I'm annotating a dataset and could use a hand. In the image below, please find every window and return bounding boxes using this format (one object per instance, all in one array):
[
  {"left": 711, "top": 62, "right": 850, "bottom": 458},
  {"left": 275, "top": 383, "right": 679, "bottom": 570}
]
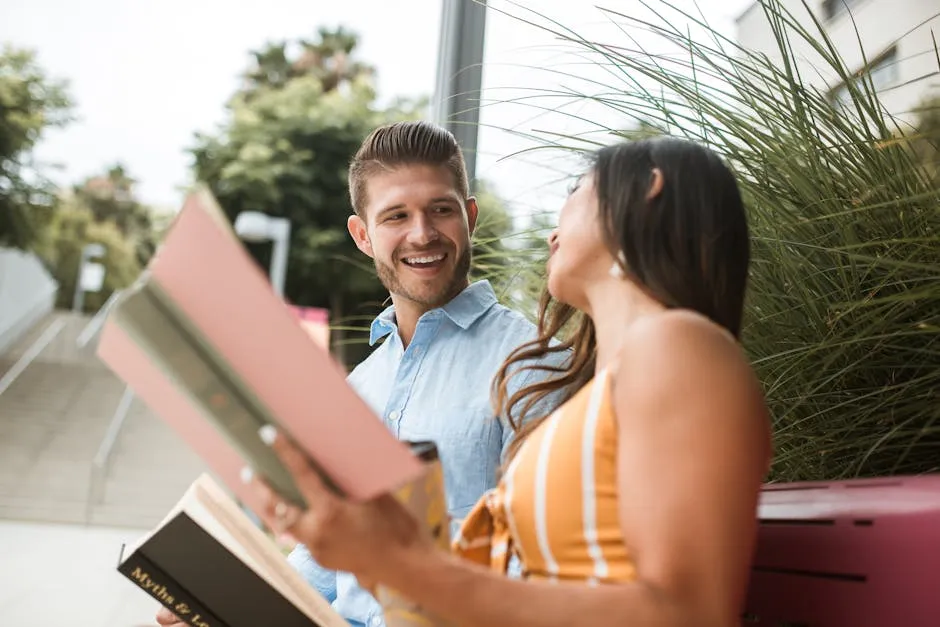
[
  {"left": 868, "top": 51, "right": 900, "bottom": 91},
  {"left": 822, "top": 0, "right": 863, "bottom": 21},
  {"left": 829, "top": 47, "right": 899, "bottom": 107}
]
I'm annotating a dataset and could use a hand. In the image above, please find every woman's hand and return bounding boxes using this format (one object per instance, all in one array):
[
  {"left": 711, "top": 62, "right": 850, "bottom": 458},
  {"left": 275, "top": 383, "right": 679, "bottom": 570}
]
[{"left": 245, "top": 425, "right": 434, "bottom": 586}]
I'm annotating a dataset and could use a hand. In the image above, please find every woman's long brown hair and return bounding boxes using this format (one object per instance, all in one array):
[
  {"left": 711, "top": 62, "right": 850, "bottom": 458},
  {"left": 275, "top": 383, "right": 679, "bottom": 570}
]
[
  {"left": 492, "top": 136, "right": 750, "bottom": 466},
  {"left": 492, "top": 289, "right": 597, "bottom": 465}
]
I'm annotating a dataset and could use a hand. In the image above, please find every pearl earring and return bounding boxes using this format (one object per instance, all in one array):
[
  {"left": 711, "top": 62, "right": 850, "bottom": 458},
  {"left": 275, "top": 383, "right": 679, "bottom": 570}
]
[{"left": 609, "top": 252, "right": 626, "bottom": 279}]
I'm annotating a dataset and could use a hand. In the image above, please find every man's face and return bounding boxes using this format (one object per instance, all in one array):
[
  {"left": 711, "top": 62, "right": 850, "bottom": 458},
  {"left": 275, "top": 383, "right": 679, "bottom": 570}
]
[{"left": 347, "top": 164, "right": 478, "bottom": 310}]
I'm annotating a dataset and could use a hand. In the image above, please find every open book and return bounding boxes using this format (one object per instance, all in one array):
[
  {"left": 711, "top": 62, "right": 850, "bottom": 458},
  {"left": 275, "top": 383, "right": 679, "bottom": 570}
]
[
  {"left": 118, "top": 473, "right": 348, "bottom": 627},
  {"left": 97, "top": 187, "right": 436, "bottom": 625}
]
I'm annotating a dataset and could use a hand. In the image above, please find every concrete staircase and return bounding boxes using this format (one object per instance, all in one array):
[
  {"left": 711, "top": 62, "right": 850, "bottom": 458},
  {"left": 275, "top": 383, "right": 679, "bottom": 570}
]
[{"left": 0, "top": 312, "right": 208, "bottom": 528}]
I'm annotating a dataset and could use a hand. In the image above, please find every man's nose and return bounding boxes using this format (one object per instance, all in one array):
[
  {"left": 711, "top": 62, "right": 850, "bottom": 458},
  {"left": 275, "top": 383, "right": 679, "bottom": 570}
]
[
  {"left": 408, "top": 214, "right": 440, "bottom": 246},
  {"left": 547, "top": 228, "right": 559, "bottom": 249}
]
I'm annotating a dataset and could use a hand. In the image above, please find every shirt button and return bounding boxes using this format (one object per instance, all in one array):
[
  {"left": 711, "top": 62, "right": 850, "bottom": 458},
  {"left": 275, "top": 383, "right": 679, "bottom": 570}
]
[
  {"left": 389, "top": 410, "right": 401, "bottom": 421},
  {"left": 370, "top": 616, "right": 383, "bottom": 627}
]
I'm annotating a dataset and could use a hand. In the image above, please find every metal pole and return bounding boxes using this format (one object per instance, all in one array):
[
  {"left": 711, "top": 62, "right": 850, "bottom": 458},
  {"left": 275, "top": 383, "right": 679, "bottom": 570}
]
[
  {"left": 72, "top": 243, "right": 106, "bottom": 313},
  {"left": 72, "top": 247, "right": 91, "bottom": 313},
  {"left": 268, "top": 219, "right": 291, "bottom": 298},
  {"left": 432, "top": 0, "right": 488, "bottom": 191}
]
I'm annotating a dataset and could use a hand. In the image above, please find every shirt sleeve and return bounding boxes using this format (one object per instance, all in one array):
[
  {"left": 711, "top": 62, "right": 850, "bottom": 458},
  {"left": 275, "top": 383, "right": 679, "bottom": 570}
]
[{"left": 287, "top": 542, "right": 337, "bottom": 603}]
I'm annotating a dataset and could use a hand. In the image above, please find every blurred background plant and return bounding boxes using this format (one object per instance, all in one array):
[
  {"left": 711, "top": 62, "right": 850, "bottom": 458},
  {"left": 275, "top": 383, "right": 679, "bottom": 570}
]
[{"left": 0, "top": 44, "right": 71, "bottom": 251}]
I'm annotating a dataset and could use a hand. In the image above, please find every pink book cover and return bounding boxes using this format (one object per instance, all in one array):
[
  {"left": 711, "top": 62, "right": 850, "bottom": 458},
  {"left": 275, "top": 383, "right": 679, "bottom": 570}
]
[
  {"left": 97, "top": 322, "right": 268, "bottom": 514},
  {"left": 98, "top": 189, "right": 425, "bottom": 501}
]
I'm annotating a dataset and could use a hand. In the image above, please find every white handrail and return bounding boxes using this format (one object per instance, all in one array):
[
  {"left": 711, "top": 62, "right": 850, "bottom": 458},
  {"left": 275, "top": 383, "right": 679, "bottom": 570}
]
[
  {"left": 93, "top": 384, "right": 135, "bottom": 469},
  {"left": 88, "top": 384, "right": 136, "bottom": 507},
  {"left": 0, "top": 317, "right": 67, "bottom": 397},
  {"left": 76, "top": 289, "right": 122, "bottom": 349}
]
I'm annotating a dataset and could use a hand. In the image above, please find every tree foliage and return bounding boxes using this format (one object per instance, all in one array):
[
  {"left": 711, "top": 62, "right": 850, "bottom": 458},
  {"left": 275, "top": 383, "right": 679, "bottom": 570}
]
[
  {"left": 0, "top": 45, "right": 72, "bottom": 250},
  {"left": 29, "top": 164, "right": 157, "bottom": 312},
  {"left": 34, "top": 200, "right": 141, "bottom": 312},
  {"left": 70, "top": 163, "right": 160, "bottom": 265},
  {"left": 242, "top": 26, "right": 375, "bottom": 97}
]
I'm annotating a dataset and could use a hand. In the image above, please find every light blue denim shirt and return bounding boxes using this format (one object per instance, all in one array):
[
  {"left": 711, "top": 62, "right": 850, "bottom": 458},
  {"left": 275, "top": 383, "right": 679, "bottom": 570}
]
[{"left": 288, "top": 280, "right": 565, "bottom": 627}]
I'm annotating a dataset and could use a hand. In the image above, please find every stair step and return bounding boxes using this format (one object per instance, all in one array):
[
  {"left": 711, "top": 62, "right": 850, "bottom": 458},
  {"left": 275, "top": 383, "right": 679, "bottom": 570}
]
[{"left": 1, "top": 350, "right": 213, "bottom": 528}]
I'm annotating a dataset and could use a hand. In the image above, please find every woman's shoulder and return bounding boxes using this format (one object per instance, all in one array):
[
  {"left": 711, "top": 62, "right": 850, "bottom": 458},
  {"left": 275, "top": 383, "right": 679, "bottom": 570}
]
[
  {"left": 611, "top": 310, "right": 771, "bottom": 471},
  {"left": 627, "top": 308, "right": 735, "bottom": 343},
  {"left": 614, "top": 309, "right": 767, "bottom": 419},
  {"left": 618, "top": 309, "right": 743, "bottom": 371}
]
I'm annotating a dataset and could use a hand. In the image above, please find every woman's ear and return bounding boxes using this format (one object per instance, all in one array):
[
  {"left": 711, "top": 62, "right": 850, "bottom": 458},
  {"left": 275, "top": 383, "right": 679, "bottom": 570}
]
[{"left": 646, "top": 168, "right": 665, "bottom": 200}]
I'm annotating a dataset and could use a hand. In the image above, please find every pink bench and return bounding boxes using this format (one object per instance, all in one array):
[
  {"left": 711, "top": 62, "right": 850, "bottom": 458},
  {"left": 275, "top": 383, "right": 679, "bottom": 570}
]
[{"left": 743, "top": 474, "right": 940, "bottom": 626}]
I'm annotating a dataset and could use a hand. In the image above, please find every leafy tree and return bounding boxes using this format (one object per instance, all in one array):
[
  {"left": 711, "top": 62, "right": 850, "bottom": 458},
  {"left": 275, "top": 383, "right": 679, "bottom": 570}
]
[
  {"left": 0, "top": 45, "right": 72, "bottom": 250},
  {"left": 34, "top": 200, "right": 141, "bottom": 312},
  {"left": 71, "top": 163, "right": 159, "bottom": 265},
  {"left": 470, "top": 180, "right": 513, "bottom": 279},
  {"left": 469, "top": 179, "right": 552, "bottom": 319},
  {"left": 242, "top": 26, "right": 374, "bottom": 96},
  {"left": 22, "top": 163, "right": 158, "bottom": 313}
]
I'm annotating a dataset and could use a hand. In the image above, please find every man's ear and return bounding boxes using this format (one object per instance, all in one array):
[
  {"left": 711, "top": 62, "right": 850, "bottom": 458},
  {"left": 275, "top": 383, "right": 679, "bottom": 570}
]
[
  {"left": 347, "top": 214, "right": 374, "bottom": 258},
  {"left": 465, "top": 196, "right": 479, "bottom": 236}
]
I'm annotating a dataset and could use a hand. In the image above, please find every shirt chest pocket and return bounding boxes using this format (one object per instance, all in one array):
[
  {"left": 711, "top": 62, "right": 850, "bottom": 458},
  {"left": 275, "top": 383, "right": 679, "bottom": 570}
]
[{"left": 399, "top": 403, "right": 502, "bottom": 519}]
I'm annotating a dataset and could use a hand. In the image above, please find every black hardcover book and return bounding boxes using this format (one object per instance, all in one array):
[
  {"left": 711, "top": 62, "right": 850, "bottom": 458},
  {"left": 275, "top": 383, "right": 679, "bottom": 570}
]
[{"left": 116, "top": 475, "right": 346, "bottom": 627}]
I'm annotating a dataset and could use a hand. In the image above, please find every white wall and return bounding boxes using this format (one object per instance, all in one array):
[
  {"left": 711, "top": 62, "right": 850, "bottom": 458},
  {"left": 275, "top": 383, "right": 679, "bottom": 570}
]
[
  {"left": 0, "top": 248, "right": 59, "bottom": 355},
  {"left": 736, "top": 0, "right": 940, "bottom": 124}
]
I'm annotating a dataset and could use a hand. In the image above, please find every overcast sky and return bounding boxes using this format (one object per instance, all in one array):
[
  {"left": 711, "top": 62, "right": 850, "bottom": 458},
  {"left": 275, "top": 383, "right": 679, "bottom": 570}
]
[{"left": 1, "top": 0, "right": 754, "bottom": 219}]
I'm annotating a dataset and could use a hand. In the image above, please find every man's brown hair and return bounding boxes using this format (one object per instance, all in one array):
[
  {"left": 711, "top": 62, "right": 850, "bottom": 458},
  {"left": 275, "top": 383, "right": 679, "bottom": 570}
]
[{"left": 348, "top": 120, "right": 470, "bottom": 216}]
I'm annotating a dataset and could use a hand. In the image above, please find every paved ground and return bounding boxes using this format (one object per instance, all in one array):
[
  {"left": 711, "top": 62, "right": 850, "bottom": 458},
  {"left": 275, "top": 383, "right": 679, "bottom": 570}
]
[{"left": 0, "top": 521, "right": 160, "bottom": 625}]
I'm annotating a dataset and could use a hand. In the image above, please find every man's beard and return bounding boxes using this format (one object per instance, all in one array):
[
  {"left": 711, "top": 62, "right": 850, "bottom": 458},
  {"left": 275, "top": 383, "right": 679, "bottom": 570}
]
[{"left": 374, "top": 245, "right": 472, "bottom": 309}]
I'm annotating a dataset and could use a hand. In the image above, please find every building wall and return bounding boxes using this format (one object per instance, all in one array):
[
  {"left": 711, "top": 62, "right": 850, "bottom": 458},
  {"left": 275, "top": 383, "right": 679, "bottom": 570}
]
[
  {"left": 736, "top": 0, "right": 940, "bottom": 124},
  {"left": 0, "top": 248, "right": 59, "bottom": 355}
]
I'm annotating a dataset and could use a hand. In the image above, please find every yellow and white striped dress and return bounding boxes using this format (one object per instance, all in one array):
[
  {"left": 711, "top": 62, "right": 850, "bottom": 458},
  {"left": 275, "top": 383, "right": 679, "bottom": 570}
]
[{"left": 454, "top": 369, "right": 637, "bottom": 584}]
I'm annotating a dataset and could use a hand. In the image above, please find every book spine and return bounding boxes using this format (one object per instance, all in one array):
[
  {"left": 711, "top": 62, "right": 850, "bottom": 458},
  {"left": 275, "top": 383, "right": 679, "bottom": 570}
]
[{"left": 118, "top": 548, "right": 228, "bottom": 627}]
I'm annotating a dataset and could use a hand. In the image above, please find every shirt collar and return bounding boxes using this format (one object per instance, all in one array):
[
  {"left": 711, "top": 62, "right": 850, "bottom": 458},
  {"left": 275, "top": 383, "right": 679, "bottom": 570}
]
[{"left": 368, "top": 280, "right": 499, "bottom": 346}]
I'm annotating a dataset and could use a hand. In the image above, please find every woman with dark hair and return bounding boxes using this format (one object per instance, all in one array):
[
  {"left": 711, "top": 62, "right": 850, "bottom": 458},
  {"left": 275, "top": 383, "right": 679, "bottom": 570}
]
[{"left": 252, "top": 136, "right": 772, "bottom": 627}]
